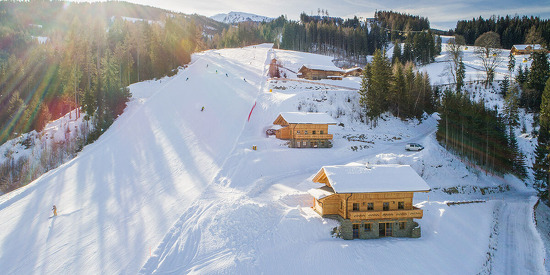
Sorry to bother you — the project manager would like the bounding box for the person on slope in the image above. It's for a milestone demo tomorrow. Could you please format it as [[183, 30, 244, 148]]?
[[52, 205, 57, 216], [201, 106, 205, 112]]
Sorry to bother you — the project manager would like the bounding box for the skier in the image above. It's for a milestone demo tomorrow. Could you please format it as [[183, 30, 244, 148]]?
[[243, 78, 246, 82], [52, 205, 57, 216], [201, 106, 205, 112], [226, 73, 228, 77], [186, 77, 189, 81]]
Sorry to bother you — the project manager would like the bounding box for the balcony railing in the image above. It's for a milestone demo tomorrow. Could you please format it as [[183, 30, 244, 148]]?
[[293, 134, 333, 140], [348, 207, 423, 220]]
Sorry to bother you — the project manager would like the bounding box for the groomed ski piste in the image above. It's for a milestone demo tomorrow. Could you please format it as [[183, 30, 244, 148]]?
[[0, 42, 547, 274]]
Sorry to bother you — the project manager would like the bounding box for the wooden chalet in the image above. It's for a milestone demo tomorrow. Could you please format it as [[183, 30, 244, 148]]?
[[343, 67, 363, 77], [511, 44, 545, 55], [297, 64, 344, 80], [273, 112, 337, 148], [309, 164, 430, 239]]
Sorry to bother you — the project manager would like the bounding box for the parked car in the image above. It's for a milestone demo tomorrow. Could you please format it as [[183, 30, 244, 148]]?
[[406, 143, 424, 151]]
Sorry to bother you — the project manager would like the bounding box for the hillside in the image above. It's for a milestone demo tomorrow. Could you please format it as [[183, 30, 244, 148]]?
[[0, 43, 547, 274]]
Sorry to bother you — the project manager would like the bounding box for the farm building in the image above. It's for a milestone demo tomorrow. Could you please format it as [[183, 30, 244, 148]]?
[[309, 163, 430, 239], [343, 67, 363, 77], [273, 112, 337, 148], [297, 64, 344, 80], [511, 44, 545, 55]]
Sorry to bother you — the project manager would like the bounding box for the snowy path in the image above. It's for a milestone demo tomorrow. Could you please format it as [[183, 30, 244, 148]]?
[[492, 196, 546, 275]]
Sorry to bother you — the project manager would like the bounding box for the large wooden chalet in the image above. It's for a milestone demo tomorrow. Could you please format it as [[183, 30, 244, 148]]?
[[511, 44, 545, 55], [309, 164, 430, 239], [297, 64, 344, 80], [273, 112, 337, 148]]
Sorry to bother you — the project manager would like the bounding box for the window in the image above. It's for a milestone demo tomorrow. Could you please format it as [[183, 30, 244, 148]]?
[[364, 223, 371, 231], [352, 203, 360, 211], [367, 203, 374, 210], [302, 141, 306, 146], [320, 130, 324, 135], [398, 202, 404, 210], [296, 130, 300, 134], [399, 221, 406, 230], [340, 201, 343, 209], [304, 130, 308, 134], [313, 130, 316, 134], [383, 202, 389, 211]]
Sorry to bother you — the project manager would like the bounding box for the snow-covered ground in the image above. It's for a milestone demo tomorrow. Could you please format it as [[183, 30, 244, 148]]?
[[0, 43, 547, 274]]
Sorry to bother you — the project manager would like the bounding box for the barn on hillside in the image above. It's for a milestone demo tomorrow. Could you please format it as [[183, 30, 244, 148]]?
[[297, 64, 344, 80]]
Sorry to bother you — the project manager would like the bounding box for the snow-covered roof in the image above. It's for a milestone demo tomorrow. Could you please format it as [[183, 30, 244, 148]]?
[[314, 164, 431, 194], [299, 64, 344, 73], [274, 112, 337, 125], [513, 44, 543, 51], [308, 185, 335, 200], [344, 67, 362, 73]]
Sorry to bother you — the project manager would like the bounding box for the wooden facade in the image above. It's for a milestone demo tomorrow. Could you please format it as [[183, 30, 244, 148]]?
[[297, 65, 344, 80], [309, 164, 430, 239], [511, 44, 546, 55], [273, 113, 336, 148]]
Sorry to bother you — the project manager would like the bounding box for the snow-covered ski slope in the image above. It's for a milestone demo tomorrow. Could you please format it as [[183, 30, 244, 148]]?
[[0, 44, 547, 274]]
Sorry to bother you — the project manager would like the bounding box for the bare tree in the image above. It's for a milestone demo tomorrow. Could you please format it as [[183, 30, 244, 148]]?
[[474, 31, 502, 87], [445, 35, 465, 85]]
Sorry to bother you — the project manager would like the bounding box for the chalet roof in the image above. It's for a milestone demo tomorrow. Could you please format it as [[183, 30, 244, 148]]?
[[344, 67, 363, 73], [312, 164, 431, 194], [273, 112, 337, 125], [513, 44, 543, 51], [308, 185, 335, 200], [299, 64, 344, 73]]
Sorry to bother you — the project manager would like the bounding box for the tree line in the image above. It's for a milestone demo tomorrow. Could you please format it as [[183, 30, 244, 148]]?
[[0, 1, 198, 145], [454, 15, 550, 48], [358, 49, 436, 126]]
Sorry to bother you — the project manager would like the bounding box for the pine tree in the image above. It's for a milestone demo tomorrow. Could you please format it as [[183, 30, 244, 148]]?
[[500, 76, 510, 96], [508, 51, 515, 74], [359, 49, 392, 126], [392, 42, 402, 64], [435, 35, 442, 55], [456, 58, 466, 93], [534, 78, 550, 190]]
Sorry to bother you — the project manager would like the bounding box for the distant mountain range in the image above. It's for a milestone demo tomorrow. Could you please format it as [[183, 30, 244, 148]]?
[[210, 11, 273, 24]]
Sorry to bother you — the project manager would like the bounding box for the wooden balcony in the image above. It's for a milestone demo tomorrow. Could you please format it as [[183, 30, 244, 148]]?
[[348, 207, 423, 220], [293, 134, 333, 140]]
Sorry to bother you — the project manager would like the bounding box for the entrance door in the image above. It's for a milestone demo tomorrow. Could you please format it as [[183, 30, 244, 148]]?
[[379, 223, 393, 237], [385, 222, 393, 237], [352, 224, 360, 239], [379, 223, 385, 237]]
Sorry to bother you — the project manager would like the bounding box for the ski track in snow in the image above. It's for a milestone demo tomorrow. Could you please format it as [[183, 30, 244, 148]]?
[[0, 42, 548, 274]]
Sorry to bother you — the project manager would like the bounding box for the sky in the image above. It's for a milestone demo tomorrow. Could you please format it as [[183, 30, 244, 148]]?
[[75, 0, 550, 30]]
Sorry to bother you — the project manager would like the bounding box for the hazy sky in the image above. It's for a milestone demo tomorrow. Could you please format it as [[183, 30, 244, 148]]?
[[75, 0, 550, 30]]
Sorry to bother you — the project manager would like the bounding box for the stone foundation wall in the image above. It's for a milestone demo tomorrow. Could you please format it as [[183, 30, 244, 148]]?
[[289, 139, 332, 148], [324, 215, 421, 239]]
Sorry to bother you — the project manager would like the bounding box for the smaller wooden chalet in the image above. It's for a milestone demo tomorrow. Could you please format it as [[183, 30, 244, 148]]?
[[297, 64, 344, 80], [343, 67, 363, 77], [273, 112, 337, 148], [511, 44, 545, 55], [309, 164, 430, 239]]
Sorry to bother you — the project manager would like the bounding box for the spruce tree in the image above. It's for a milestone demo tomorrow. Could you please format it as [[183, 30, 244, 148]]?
[[456, 58, 466, 93], [534, 78, 550, 191], [392, 42, 402, 64], [508, 51, 515, 74]]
